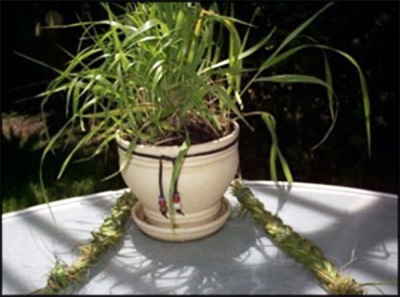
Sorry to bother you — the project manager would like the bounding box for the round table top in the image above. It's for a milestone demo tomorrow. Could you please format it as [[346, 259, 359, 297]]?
[[2, 180, 398, 294]]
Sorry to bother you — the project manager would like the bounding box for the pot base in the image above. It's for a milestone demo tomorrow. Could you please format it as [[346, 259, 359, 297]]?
[[132, 197, 231, 242]]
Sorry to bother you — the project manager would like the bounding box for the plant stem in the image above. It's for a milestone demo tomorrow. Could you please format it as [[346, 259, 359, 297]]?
[[231, 179, 365, 295]]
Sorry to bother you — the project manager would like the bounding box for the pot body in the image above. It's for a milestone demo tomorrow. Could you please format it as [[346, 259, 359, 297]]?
[[116, 122, 239, 241]]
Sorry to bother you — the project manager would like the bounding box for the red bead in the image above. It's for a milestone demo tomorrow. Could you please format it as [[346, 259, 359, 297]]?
[[173, 192, 181, 203], [173, 192, 184, 215], [158, 195, 168, 217]]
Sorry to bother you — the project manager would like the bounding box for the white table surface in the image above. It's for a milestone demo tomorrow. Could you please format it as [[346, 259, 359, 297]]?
[[2, 180, 398, 295]]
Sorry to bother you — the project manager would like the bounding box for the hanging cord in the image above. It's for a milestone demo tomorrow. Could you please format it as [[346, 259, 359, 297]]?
[[157, 156, 184, 218], [171, 158, 184, 215], [158, 157, 168, 218], [119, 136, 238, 218]]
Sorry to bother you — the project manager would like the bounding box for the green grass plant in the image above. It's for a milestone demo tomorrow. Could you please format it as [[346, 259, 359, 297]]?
[[16, 2, 371, 219]]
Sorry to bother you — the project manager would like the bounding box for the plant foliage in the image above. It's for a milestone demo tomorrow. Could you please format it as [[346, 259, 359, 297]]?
[[17, 2, 371, 196]]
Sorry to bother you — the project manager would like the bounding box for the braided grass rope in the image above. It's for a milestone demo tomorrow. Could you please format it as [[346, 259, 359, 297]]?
[[231, 180, 365, 295], [29, 181, 368, 295], [30, 191, 137, 295]]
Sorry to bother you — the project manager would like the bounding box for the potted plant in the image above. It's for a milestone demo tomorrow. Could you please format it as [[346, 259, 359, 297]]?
[[21, 2, 370, 241]]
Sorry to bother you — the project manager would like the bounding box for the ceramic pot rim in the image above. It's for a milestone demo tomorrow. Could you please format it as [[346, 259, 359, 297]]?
[[116, 121, 240, 158]]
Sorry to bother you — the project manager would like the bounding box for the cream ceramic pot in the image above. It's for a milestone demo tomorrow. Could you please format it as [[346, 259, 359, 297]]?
[[116, 122, 239, 241]]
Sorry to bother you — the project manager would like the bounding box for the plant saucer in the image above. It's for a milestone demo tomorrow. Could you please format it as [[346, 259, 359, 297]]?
[[131, 197, 231, 242]]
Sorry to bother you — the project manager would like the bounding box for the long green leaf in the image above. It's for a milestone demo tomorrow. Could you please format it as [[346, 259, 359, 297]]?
[[167, 138, 191, 227], [303, 44, 371, 157], [14, 52, 63, 75], [261, 113, 293, 185], [200, 27, 277, 75], [267, 2, 334, 63], [243, 2, 334, 93], [254, 74, 335, 94], [57, 121, 106, 180], [322, 50, 334, 120]]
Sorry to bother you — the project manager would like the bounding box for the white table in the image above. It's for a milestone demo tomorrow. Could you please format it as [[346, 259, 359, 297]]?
[[2, 181, 398, 295]]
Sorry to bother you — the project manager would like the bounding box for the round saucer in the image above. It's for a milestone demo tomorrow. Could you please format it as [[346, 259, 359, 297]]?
[[132, 197, 231, 242]]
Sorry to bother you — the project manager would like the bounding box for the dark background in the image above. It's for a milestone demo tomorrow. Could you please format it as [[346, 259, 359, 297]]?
[[1, 1, 398, 212]]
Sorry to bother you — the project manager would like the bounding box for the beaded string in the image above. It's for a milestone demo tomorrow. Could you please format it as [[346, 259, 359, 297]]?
[[157, 156, 183, 218], [158, 157, 168, 217]]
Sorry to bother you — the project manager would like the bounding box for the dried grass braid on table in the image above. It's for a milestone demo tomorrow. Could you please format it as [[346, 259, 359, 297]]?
[[231, 180, 364, 295], [30, 191, 137, 295]]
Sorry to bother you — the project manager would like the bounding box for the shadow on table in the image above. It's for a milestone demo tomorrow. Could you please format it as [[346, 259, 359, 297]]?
[[245, 184, 398, 293], [4, 185, 396, 294], [71, 214, 326, 294], [74, 185, 397, 294]]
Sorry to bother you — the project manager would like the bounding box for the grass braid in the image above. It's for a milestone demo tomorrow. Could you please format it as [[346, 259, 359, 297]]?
[[231, 180, 364, 295], [30, 191, 137, 295]]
